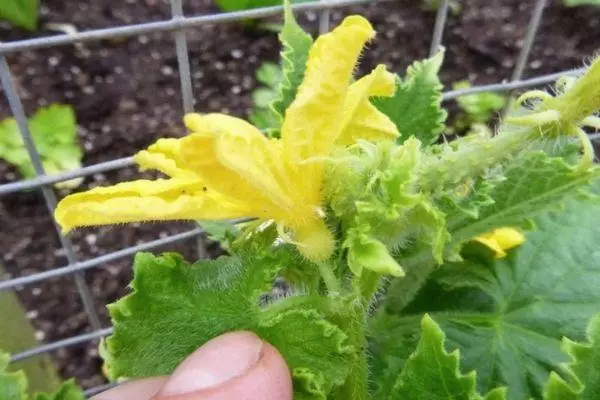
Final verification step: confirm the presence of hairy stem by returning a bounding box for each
[318,261,341,294]
[336,302,370,400]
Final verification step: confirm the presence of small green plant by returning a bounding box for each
[249,62,283,131]
[49,2,600,398]
[0,104,84,189]
[0,0,39,31]
[0,351,84,400]
[449,80,507,136]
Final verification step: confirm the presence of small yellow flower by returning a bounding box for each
[473,227,525,258]
[54,16,399,263]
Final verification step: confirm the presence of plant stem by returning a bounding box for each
[318,262,341,294]
[335,302,370,400]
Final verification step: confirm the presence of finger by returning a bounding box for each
[91,376,168,400]
[154,331,292,400]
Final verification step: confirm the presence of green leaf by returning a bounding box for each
[544,314,600,399]
[0,0,38,31]
[212,0,312,13]
[29,104,77,153]
[256,62,282,88]
[104,251,353,399]
[385,150,597,313]
[0,119,25,148]
[270,1,313,130]
[447,152,599,242]
[252,87,279,109]
[198,220,240,244]
[373,50,447,145]
[34,380,84,400]
[562,0,600,6]
[454,81,506,124]
[390,315,505,400]
[372,191,600,399]
[0,352,27,400]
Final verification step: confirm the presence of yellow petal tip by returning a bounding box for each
[341,15,375,39]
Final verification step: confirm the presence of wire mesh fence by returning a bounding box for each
[0,0,591,396]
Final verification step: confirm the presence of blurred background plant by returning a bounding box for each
[562,0,600,6]
[249,62,282,132]
[447,81,507,137]
[0,0,39,30]
[0,104,84,189]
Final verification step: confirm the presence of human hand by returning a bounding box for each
[92,331,293,400]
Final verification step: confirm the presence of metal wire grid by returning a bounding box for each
[0,0,581,395]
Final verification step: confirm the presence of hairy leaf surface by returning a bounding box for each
[104,251,353,399]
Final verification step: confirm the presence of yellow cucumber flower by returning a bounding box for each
[54,16,399,263]
[474,227,525,258]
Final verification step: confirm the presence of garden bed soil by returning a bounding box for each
[0,0,599,390]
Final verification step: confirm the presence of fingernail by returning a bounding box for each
[159,331,264,396]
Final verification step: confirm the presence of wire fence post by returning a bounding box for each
[501,0,547,117]
[169,0,209,260]
[429,0,449,57]
[0,57,102,331]
[319,0,331,34]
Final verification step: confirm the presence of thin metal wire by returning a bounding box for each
[441,67,583,100]
[0,0,386,55]
[0,57,102,330]
[0,157,134,195]
[0,227,204,291]
[9,328,113,363]
[429,0,449,56]
[168,0,208,260]
[511,0,547,82]
[501,0,547,118]
[171,0,195,114]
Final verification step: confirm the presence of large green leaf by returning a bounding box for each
[0,0,38,31]
[389,314,507,400]
[544,314,600,399]
[373,50,447,145]
[104,251,354,399]
[385,151,599,313]
[370,192,600,399]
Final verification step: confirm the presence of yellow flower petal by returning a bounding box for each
[336,64,399,145]
[183,113,321,229]
[488,227,525,250]
[55,179,248,233]
[182,113,293,220]
[474,228,525,258]
[281,15,376,163]
[134,138,197,179]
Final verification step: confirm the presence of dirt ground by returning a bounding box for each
[0,0,598,390]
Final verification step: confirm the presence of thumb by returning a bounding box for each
[93,331,293,400]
